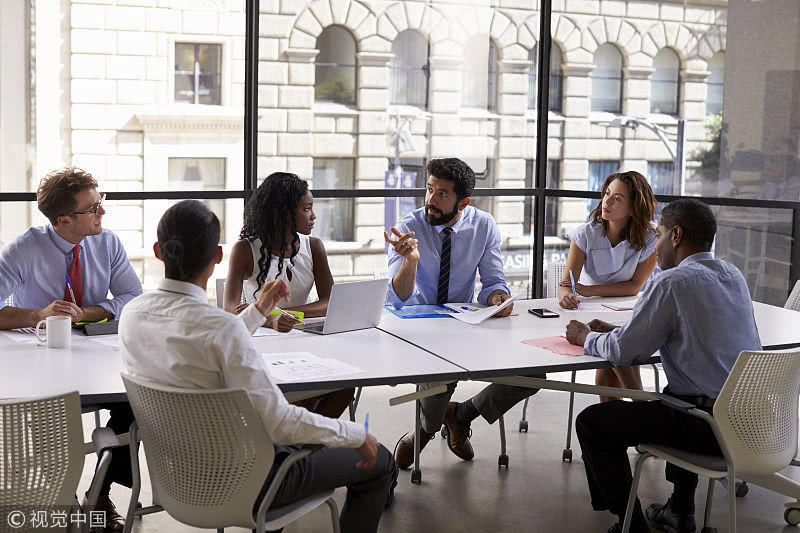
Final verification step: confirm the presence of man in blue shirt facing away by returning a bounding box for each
[0,167,143,532]
[566,199,761,533]
[385,158,543,469]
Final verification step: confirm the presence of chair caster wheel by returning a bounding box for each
[519,420,528,432]
[440,426,449,439]
[498,454,509,469]
[411,469,421,484]
[785,507,800,526]
[562,449,572,462]
[735,481,748,497]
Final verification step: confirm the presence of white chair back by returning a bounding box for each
[122,374,274,529]
[785,280,800,311]
[547,262,566,298]
[714,350,800,475]
[0,391,84,507]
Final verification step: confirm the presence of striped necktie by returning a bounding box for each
[437,227,453,305]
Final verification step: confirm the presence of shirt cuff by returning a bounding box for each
[386,279,408,309]
[239,304,267,334]
[478,283,509,305]
[343,421,367,448]
[98,301,116,319]
[584,331,602,356]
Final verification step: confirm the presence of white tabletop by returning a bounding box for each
[0,328,466,404]
[252,327,466,392]
[377,297,800,377]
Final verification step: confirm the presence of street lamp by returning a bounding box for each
[606,116,687,195]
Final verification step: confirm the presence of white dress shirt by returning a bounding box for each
[119,278,365,449]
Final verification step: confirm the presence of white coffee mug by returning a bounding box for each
[34,315,72,349]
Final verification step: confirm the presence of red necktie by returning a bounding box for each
[65,245,83,307]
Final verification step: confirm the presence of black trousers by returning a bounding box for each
[98,403,135,495]
[575,397,721,518]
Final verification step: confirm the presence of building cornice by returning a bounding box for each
[134,106,243,134]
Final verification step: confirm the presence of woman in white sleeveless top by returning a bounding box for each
[558,171,658,401]
[225,172,353,418]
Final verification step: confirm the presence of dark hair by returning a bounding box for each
[37,167,98,224]
[659,198,717,250]
[427,158,476,200]
[240,172,309,296]
[157,200,221,281]
[589,170,657,251]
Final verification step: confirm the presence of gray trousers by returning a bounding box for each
[419,375,545,434]
[262,443,398,533]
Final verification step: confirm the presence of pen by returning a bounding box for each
[274,306,299,320]
[65,273,76,304]
[569,270,580,308]
[365,412,369,432]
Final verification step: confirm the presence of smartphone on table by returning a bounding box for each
[528,308,559,318]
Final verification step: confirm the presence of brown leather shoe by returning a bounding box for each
[443,402,474,461]
[82,493,125,533]
[393,428,435,469]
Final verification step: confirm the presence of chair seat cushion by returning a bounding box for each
[637,444,728,477]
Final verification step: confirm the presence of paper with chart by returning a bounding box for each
[252,327,303,337]
[261,352,362,382]
[447,296,516,325]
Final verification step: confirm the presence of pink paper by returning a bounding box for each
[522,336,585,356]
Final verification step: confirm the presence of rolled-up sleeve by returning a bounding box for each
[584,282,675,366]
[0,240,27,309]
[100,235,143,318]
[476,219,509,305]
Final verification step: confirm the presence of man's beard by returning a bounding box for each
[424,203,459,225]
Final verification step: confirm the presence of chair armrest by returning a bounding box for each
[653,393,696,412]
[90,427,124,457]
[255,445,326,522]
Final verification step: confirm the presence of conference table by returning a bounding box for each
[1,296,798,483]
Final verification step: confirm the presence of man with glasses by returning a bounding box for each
[0,167,142,532]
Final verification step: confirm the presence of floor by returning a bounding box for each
[81,371,800,533]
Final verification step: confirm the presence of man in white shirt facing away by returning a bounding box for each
[119,200,397,533]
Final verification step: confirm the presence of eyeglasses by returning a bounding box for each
[67,193,105,216]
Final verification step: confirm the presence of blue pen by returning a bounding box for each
[364,412,369,432]
[569,270,580,308]
[65,273,76,304]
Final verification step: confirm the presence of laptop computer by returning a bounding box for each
[302,278,390,335]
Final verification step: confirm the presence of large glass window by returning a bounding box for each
[647,161,676,195]
[529,45,563,112]
[315,26,357,105]
[391,30,429,108]
[651,48,680,115]
[168,158,227,237]
[463,37,498,111]
[591,44,623,113]
[706,52,725,116]
[175,43,222,105]
[524,160,560,236]
[312,158,355,241]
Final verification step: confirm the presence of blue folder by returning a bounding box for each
[384,304,453,319]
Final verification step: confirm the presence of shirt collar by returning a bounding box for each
[678,251,714,267]
[157,278,209,302]
[46,224,80,255]
[433,206,471,235]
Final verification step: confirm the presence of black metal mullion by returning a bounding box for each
[244,0,260,200]
[532,0,552,298]
[791,208,800,297]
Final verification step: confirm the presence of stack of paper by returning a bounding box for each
[448,296,516,325]
[522,336,585,356]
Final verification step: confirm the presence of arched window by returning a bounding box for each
[390,30,429,108]
[315,26,356,105]
[462,36,498,111]
[528,44,563,112]
[591,44,623,113]
[651,48,680,115]
[707,51,725,115]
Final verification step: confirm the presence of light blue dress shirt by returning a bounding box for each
[570,220,657,285]
[0,225,143,318]
[386,206,509,308]
[584,252,762,397]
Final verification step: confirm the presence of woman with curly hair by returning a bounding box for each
[557,170,658,401]
[225,172,354,418]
